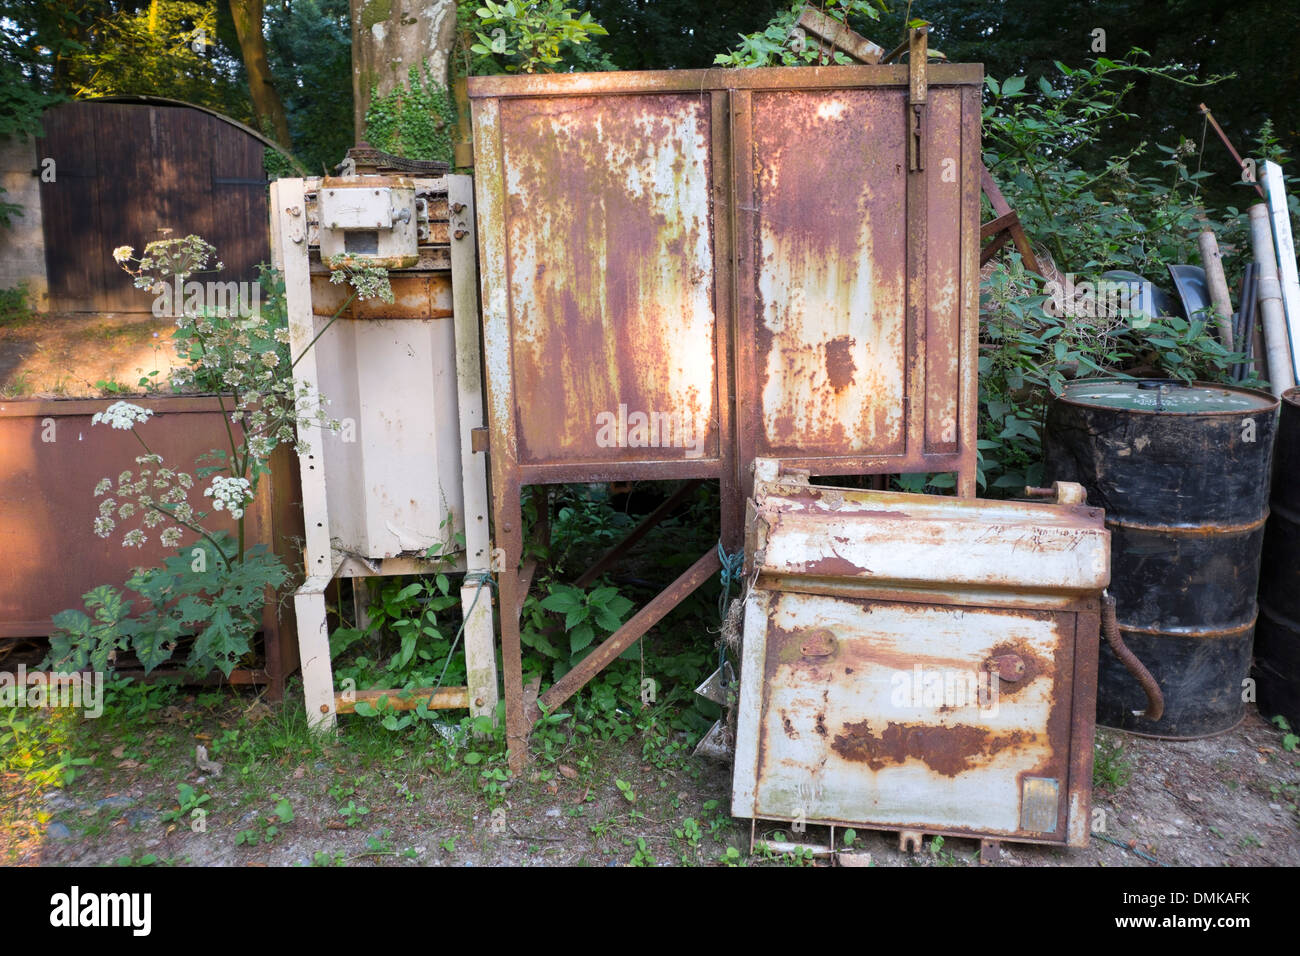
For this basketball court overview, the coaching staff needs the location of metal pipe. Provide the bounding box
[1101,593,1164,722]
[1249,203,1297,395]
[1198,229,1235,349]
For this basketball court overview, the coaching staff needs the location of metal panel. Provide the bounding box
[746,87,908,458]
[469,65,984,765]
[497,93,718,467]
[0,396,301,695]
[732,469,1107,847]
[742,592,1072,836]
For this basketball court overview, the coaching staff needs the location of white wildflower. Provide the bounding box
[91,401,153,430]
[122,529,146,548]
[160,526,183,548]
[204,476,252,520]
[112,245,134,264]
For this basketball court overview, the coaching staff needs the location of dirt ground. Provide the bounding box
[0,311,186,399]
[3,683,1296,868]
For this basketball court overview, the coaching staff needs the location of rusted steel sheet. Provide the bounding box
[311,273,453,321]
[732,468,1107,847]
[495,93,718,467]
[751,486,1110,602]
[470,65,983,765]
[470,64,982,483]
[0,396,301,696]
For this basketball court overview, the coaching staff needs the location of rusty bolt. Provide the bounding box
[451,202,466,214]
[454,228,467,240]
[319,704,330,713]
[503,523,512,533]
[475,698,485,708]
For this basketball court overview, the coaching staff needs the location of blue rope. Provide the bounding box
[717,542,745,678]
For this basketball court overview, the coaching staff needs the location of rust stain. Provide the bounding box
[824,335,857,391]
[984,639,1048,700]
[499,94,717,466]
[751,88,908,458]
[832,720,1031,776]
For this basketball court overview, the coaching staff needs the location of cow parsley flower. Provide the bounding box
[204,476,253,520]
[91,401,153,430]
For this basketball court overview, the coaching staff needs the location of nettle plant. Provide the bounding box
[46,236,393,679]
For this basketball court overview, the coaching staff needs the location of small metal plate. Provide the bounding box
[1020,776,1060,833]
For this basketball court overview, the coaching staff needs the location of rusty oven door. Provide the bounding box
[732,466,1109,846]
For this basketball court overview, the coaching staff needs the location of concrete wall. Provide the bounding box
[0,136,48,310]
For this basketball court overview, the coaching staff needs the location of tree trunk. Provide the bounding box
[228,0,293,147]
[350,0,458,145]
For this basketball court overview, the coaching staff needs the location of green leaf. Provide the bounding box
[569,622,596,654]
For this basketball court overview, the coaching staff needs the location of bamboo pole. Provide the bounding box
[1249,203,1296,395]
[1198,229,1235,349]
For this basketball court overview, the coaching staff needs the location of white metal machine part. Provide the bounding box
[271,170,497,730]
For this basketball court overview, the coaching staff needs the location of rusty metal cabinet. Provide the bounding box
[468,65,984,762]
[732,464,1109,847]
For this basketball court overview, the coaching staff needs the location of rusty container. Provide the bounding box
[1044,379,1279,738]
[1256,387,1300,730]
[731,463,1109,848]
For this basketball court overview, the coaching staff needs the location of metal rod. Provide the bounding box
[535,547,722,717]
[1198,103,1265,199]
[573,479,705,588]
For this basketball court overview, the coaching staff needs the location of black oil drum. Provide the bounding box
[1044,379,1279,738]
[1256,387,1300,730]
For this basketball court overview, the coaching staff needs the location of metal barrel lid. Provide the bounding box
[1054,378,1278,415]
[1284,385,1300,410]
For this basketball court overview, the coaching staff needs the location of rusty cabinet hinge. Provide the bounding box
[454,142,475,168]
[470,426,488,453]
[907,26,929,172]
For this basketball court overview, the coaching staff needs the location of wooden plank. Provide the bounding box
[278,179,333,577]
[795,6,885,64]
[293,573,336,728]
[335,686,470,713]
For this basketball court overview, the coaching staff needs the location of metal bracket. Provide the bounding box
[907,26,929,172]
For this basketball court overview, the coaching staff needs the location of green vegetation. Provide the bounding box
[363,64,456,163]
